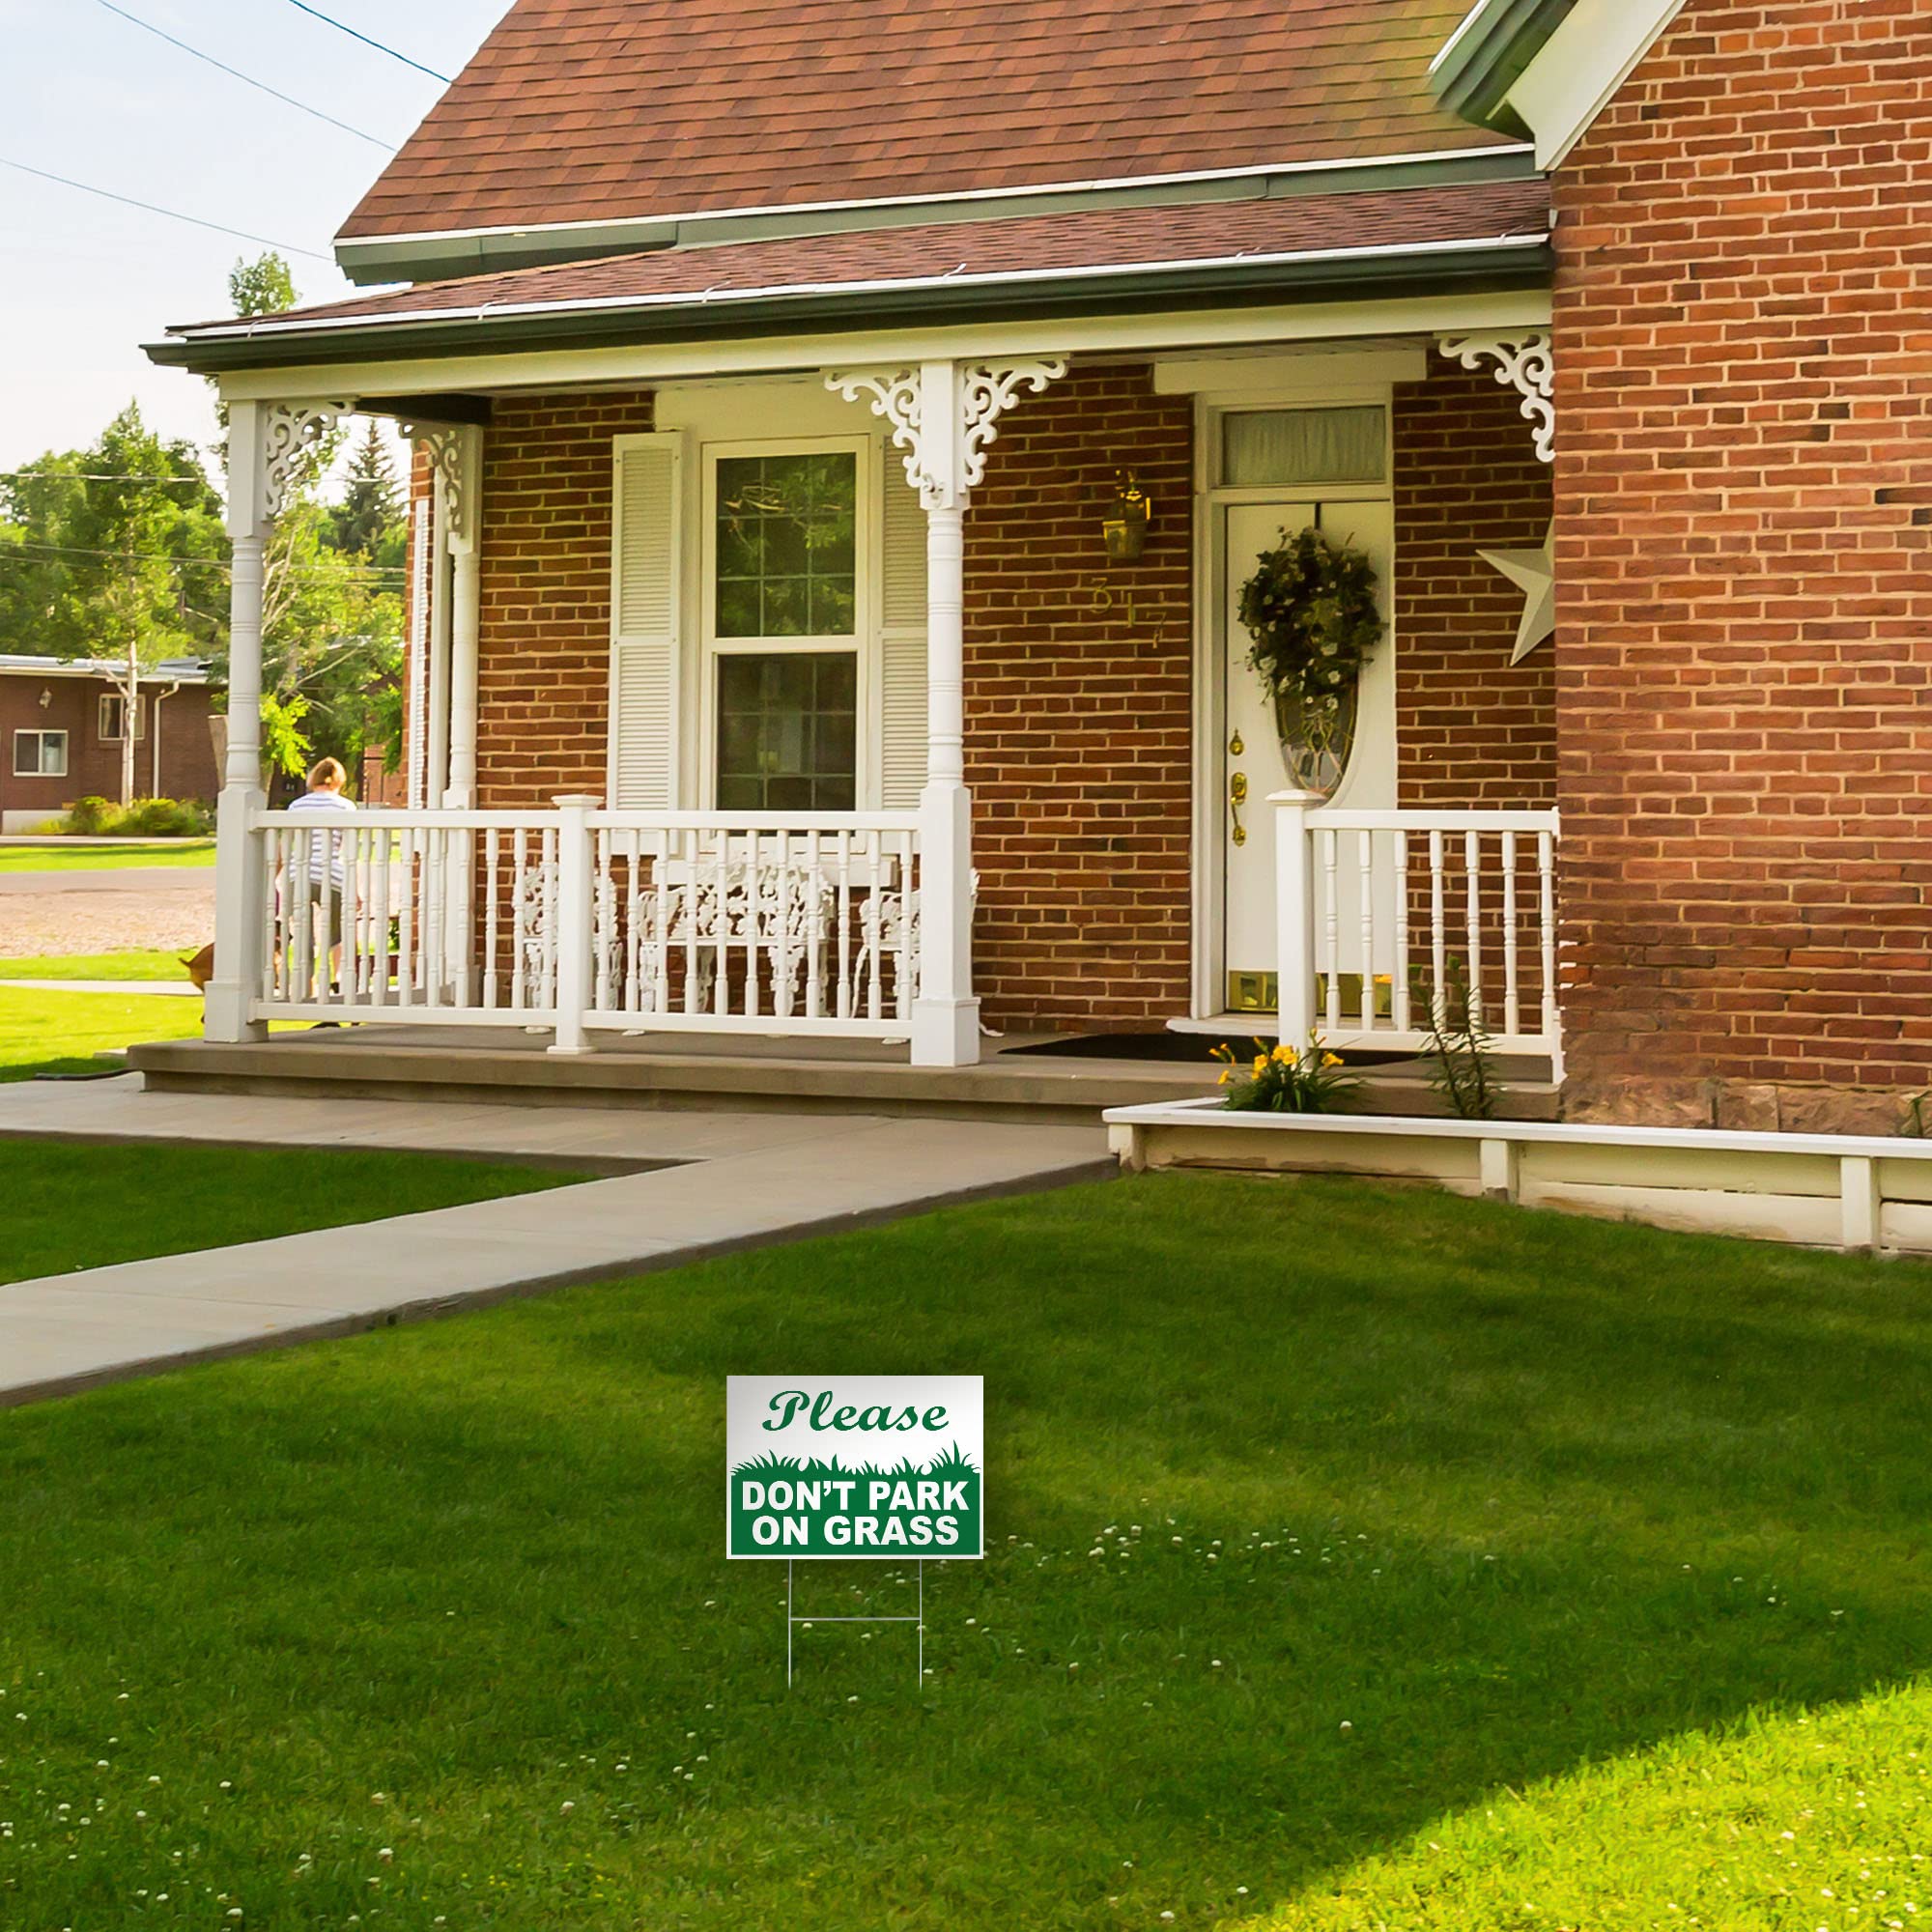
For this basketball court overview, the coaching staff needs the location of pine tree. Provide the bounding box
[329,421,404,561]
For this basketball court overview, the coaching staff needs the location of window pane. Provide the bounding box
[715,651,857,810]
[1222,407,1386,487]
[714,452,858,639]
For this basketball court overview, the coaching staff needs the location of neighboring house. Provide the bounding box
[0,656,217,832]
[143,0,1931,1131]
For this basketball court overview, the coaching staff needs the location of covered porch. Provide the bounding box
[169,187,1564,1086]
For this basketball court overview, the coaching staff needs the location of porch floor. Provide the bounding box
[127,1026,1561,1126]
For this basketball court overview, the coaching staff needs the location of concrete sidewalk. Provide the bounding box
[0,1078,1112,1406]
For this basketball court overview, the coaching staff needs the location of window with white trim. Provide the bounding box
[14,729,68,778]
[704,443,862,812]
[98,693,147,742]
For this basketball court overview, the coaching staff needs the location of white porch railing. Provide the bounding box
[249,797,925,1047]
[1274,796,1562,1069]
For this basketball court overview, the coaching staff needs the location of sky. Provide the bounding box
[0,0,505,474]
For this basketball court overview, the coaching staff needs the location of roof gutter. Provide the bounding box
[149,232,1553,376]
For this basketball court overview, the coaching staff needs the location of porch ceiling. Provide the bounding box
[151,179,1553,376]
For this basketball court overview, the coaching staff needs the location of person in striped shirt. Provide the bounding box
[283,756,356,993]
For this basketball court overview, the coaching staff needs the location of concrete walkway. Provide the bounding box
[0,1077,1112,1406]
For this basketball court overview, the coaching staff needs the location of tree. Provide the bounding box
[329,421,404,562]
[0,408,226,804]
[210,254,402,786]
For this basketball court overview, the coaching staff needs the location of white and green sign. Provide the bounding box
[726,1377,983,1561]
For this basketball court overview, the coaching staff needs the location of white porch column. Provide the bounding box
[413,425,485,994]
[828,355,1065,1066]
[414,425,485,808]
[206,398,344,1044]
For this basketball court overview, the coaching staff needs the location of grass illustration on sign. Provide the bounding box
[725,1378,984,1560]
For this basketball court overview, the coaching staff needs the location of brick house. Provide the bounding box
[0,655,217,832]
[142,0,1932,1131]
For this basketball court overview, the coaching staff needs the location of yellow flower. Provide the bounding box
[1217,1069,1235,1086]
[1252,1055,1269,1074]
[1271,1043,1296,1065]
[1322,1053,1344,1068]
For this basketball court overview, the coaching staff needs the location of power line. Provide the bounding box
[94,0,392,150]
[1,470,214,489]
[0,156,333,262]
[1,540,407,581]
[278,0,451,83]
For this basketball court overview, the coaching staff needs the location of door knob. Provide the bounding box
[1230,770,1248,846]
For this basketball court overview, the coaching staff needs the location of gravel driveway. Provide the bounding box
[0,868,215,956]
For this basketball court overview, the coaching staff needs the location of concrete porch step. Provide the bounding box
[126,1027,1561,1126]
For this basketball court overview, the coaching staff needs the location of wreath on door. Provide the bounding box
[1236,526,1383,792]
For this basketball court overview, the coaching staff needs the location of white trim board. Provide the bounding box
[1102,1099,1932,1256]
[210,291,1556,405]
[1510,0,1690,170]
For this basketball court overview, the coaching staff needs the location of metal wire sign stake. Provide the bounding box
[726,1377,984,1688]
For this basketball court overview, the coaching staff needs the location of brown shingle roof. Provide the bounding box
[196,180,1548,340]
[340,0,1512,242]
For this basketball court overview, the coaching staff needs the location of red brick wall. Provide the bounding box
[0,673,217,822]
[964,364,1195,1031]
[475,390,655,809]
[1395,355,1555,808]
[1552,0,1932,1118]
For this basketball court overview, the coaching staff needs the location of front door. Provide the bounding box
[1220,497,1394,1015]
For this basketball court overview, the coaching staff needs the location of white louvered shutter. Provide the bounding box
[879,447,928,808]
[610,433,682,809]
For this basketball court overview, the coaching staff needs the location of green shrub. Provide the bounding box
[58,797,213,838]
[61,796,113,835]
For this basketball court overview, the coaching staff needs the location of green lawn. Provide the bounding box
[0,950,193,981]
[0,983,206,1080]
[1,1173,1927,1929]
[0,838,215,871]
[1,1139,575,1286]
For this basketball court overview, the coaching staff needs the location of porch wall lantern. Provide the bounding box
[39,687,52,709]
[1101,471,1151,564]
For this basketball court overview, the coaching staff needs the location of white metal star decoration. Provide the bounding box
[1478,523,1556,664]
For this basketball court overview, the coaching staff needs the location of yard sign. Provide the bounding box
[726,1377,983,1560]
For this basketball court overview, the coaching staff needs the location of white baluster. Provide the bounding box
[593,827,613,1012]
[866,832,885,1022]
[624,829,642,1013]
[896,829,916,1014]
[372,825,391,1008]
[651,828,670,1016]
[1429,828,1447,1032]
[259,826,280,1004]
[836,831,853,1020]
[1502,830,1520,1039]
[1539,828,1559,1063]
[1463,829,1482,1025]
[541,825,559,1011]
[396,827,415,1009]
[805,832,825,1020]
[1320,826,1340,1035]
[714,826,731,1018]
[293,827,315,1004]
[1392,830,1410,1035]
[1357,828,1375,1034]
[424,827,446,1009]
[483,828,500,1009]
[509,828,528,1011]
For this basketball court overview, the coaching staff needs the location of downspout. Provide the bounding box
[151,682,180,797]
